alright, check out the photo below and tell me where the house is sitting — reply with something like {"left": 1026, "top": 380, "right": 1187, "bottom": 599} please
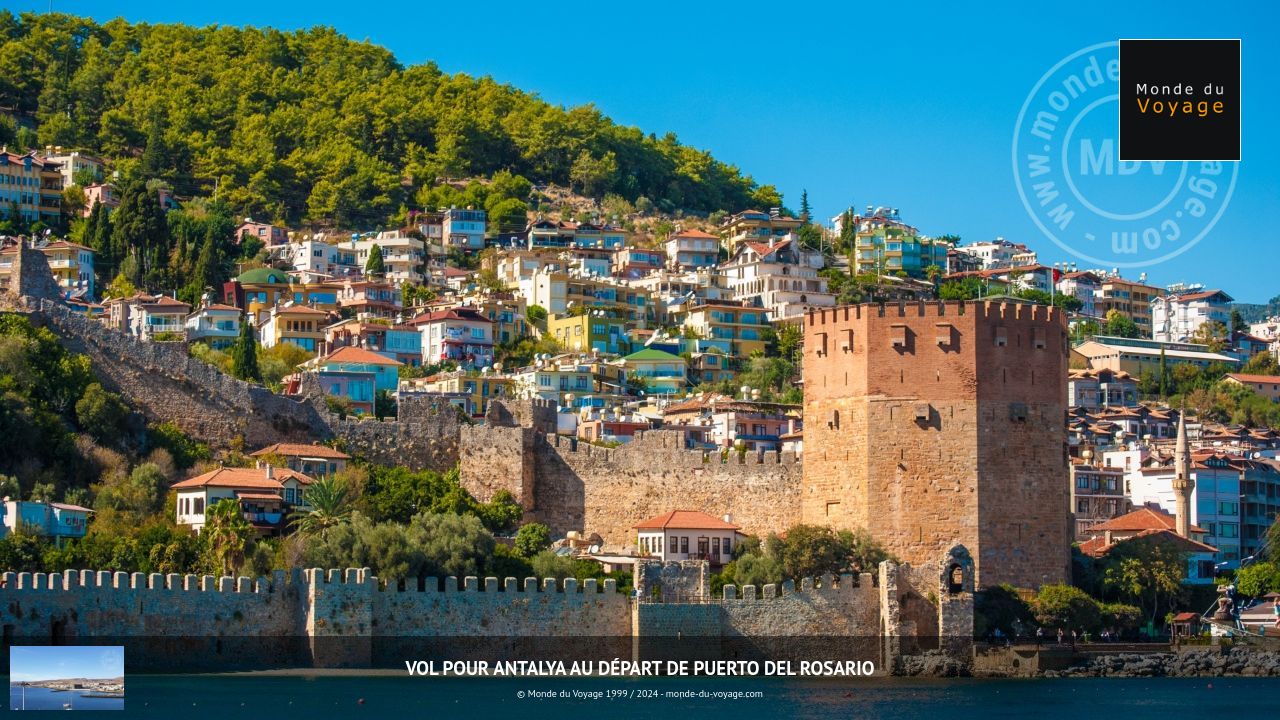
{"left": 1072, "top": 336, "right": 1239, "bottom": 375}
{"left": 1078, "top": 506, "right": 1219, "bottom": 585}
{"left": 633, "top": 510, "right": 741, "bottom": 567}
{"left": 81, "top": 183, "right": 119, "bottom": 215}
{"left": 719, "top": 237, "right": 835, "bottom": 320}
{"left": 0, "top": 499, "right": 90, "bottom": 544}
{"left": 1070, "top": 458, "right": 1131, "bottom": 540}
{"left": 1056, "top": 271, "right": 1102, "bottom": 318}
{"left": 1095, "top": 274, "right": 1161, "bottom": 338}
{"left": 621, "top": 347, "right": 687, "bottom": 395}
{"left": 547, "top": 310, "right": 630, "bottom": 355}
{"left": 851, "top": 208, "right": 951, "bottom": 278}
{"left": 38, "top": 240, "right": 95, "bottom": 299}
{"left": 1152, "top": 288, "right": 1234, "bottom": 344}
{"left": 184, "top": 302, "right": 242, "bottom": 350}
{"left": 171, "top": 466, "right": 313, "bottom": 536}
{"left": 612, "top": 248, "right": 666, "bottom": 278}
{"left": 236, "top": 220, "right": 288, "bottom": 246}
{"left": 311, "top": 345, "right": 402, "bottom": 394}
{"left": 399, "top": 370, "right": 514, "bottom": 417}
{"left": 258, "top": 304, "right": 328, "bottom": 352}
{"left": 248, "top": 442, "right": 351, "bottom": 477}
{"left": 1223, "top": 373, "right": 1280, "bottom": 403}
{"left": 661, "top": 392, "right": 801, "bottom": 451}
{"left": 408, "top": 307, "right": 495, "bottom": 369}
{"left": 343, "top": 232, "right": 425, "bottom": 285}
{"left": 42, "top": 148, "right": 105, "bottom": 188}
{"left": 674, "top": 299, "right": 769, "bottom": 359}
{"left": 104, "top": 293, "right": 191, "bottom": 341}
{"left": 664, "top": 229, "right": 720, "bottom": 270}
{"left": 1068, "top": 368, "right": 1139, "bottom": 409}
{"left": 322, "top": 319, "right": 421, "bottom": 366}
{"left": 336, "top": 278, "right": 402, "bottom": 318}
{"left": 720, "top": 209, "right": 802, "bottom": 253}
{"left": 0, "top": 149, "right": 62, "bottom": 225}
{"left": 442, "top": 207, "right": 487, "bottom": 250}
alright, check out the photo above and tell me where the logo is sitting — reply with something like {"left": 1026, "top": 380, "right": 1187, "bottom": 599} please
{"left": 1012, "top": 41, "right": 1237, "bottom": 269}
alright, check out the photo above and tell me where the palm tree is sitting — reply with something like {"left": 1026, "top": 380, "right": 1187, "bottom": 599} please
{"left": 290, "top": 474, "right": 352, "bottom": 536}
{"left": 203, "top": 498, "right": 252, "bottom": 577}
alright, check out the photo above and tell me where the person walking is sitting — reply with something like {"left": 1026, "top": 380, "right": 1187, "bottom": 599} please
{"left": 1035, "top": 627, "right": 1044, "bottom": 648}
{"left": 1070, "top": 629, "right": 1077, "bottom": 650}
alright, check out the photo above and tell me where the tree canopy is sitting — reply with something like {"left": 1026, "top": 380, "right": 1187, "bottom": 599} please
{"left": 0, "top": 11, "right": 779, "bottom": 225}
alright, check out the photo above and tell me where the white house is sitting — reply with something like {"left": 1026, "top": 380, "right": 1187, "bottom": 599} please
{"left": 633, "top": 510, "right": 741, "bottom": 567}
{"left": 171, "top": 466, "right": 313, "bottom": 536}
{"left": 1151, "top": 288, "right": 1234, "bottom": 343}
{"left": 185, "top": 302, "right": 242, "bottom": 350}
{"left": 442, "top": 208, "right": 487, "bottom": 250}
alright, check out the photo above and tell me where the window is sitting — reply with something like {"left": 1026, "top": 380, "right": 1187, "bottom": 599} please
{"left": 712, "top": 537, "right": 721, "bottom": 557}
{"left": 1077, "top": 476, "right": 1089, "bottom": 488}
{"left": 680, "top": 537, "right": 689, "bottom": 554}
{"left": 194, "top": 497, "right": 205, "bottom": 514}
{"left": 1219, "top": 523, "right": 1239, "bottom": 538}
{"left": 1076, "top": 500, "right": 1089, "bottom": 513}
{"left": 723, "top": 537, "right": 731, "bottom": 556}
{"left": 1219, "top": 501, "right": 1239, "bottom": 516}
{"left": 669, "top": 536, "right": 678, "bottom": 553}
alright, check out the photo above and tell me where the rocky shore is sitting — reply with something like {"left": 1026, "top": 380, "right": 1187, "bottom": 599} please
{"left": 1045, "top": 647, "right": 1280, "bottom": 678}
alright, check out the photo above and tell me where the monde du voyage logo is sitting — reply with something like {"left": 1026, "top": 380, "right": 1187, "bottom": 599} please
{"left": 1012, "top": 40, "right": 1240, "bottom": 269}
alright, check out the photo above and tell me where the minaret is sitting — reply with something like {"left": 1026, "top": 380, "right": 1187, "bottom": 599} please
{"left": 1172, "top": 410, "right": 1194, "bottom": 537}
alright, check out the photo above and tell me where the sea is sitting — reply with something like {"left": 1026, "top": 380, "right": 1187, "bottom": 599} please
{"left": 9, "top": 684, "right": 125, "bottom": 711}
{"left": 8, "top": 674, "right": 1280, "bottom": 718}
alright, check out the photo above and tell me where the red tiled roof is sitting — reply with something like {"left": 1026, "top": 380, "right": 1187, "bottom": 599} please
{"left": 250, "top": 443, "right": 351, "bottom": 460}
{"left": 323, "top": 346, "right": 403, "bottom": 366}
{"left": 171, "top": 467, "right": 313, "bottom": 490}
{"left": 633, "top": 510, "right": 740, "bottom": 531}
{"left": 1167, "top": 289, "right": 1231, "bottom": 303}
{"left": 672, "top": 229, "right": 719, "bottom": 239}
{"left": 1080, "top": 528, "right": 1218, "bottom": 558}
{"left": 743, "top": 238, "right": 793, "bottom": 258}
{"left": 199, "top": 303, "right": 241, "bottom": 312}
{"left": 1224, "top": 373, "right": 1280, "bottom": 385}
{"left": 406, "top": 308, "right": 493, "bottom": 325}
{"left": 1089, "top": 506, "right": 1206, "bottom": 534}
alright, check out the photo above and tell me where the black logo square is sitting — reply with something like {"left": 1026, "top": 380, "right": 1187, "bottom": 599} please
{"left": 1119, "top": 39, "right": 1240, "bottom": 161}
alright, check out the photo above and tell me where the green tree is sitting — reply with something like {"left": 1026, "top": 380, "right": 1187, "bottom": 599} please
{"left": 202, "top": 498, "right": 254, "bottom": 576}
{"left": 1104, "top": 310, "right": 1140, "bottom": 339}
{"left": 74, "top": 382, "right": 129, "bottom": 445}
{"left": 1235, "top": 561, "right": 1280, "bottom": 598}
{"left": 1158, "top": 347, "right": 1170, "bottom": 397}
{"left": 291, "top": 473, "right": 354, "bottom": 536}
{"left": 365, "top": 243, "right": 385, "bottom": 277}
{"left": 230, "top": 320, "right": 261, "bottom": 382}
{"left": 138, "top": 116, "right": 172, "bottom": 181}
{"left": 1230, "top": 308, "right": 1246, "bottom": 334}
{"left": 1033, "top": 584, "right": 1103, "bottom": 632}
{"left": 1101, "top": 539, "right": 1186, "bottom": 627}
{"left": 798, "top": 189, "right": 811, "bottom": 223}
{"left": 514, "top": 522, "right": 552, "bottom": 558}
{"left": 110, "top": 179, "right": 171, "bottom": 290}
{"left": 1191, "top": 321, "right": 1228, "bottom": 353}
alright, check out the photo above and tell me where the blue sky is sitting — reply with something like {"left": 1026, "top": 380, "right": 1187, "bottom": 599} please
{"left": 9, "top": 646, "right": 123, "bottom": 682}
{"left": 4, "top": 0, "right": 1277, "bottom": 302}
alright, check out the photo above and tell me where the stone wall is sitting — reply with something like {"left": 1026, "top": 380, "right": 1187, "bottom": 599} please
{"left": 19, "top": 299, "right": 461, "bottom": 471}
{"left": 459, "top": 416, "right": 801, "bottom": 544}
{"left": 0, "top": 559, "right": 966, "bottom": 673}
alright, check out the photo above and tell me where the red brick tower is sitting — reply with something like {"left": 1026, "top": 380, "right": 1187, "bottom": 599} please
{"left": 801, "top": 300, "right": 1071, "bottom": 589}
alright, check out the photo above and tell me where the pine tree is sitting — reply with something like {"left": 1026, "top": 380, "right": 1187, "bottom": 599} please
{"left": 799, "top": 189, "right": 811, "bottom": 224}
{"left": 110, "top": 179, "right": 171, "bottom": 290}
{"left": 83, "top": 201, "right": 101, "bottom": 252}
{"left": 231, "top": 319, "right": 261, "bottom": 382}
{"left": 93, "top": 206, "right": 114, "bottom": 278}
{"left": 139, "top": 117, "right": 171, "bottom": 180}
{"left": 365, "top": 243, "right": 385, "bottom": 277}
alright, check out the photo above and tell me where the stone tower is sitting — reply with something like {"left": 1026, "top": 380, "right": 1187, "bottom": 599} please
{"left": 801, "top": 300, "right": 1071, "bottom": 589}
{"left": 1172, "top": 411, "right": 1194, "bottom": 537}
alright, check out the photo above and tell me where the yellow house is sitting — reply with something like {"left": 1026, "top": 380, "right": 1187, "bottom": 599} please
{"left": 399, "top": 370, "right": 514, "bottom": 417}
{"left": 547, "top": 311, "right": 631, "bottom": 355}
{"left": 258, "top": 304, "right": 329, "bottom": 353}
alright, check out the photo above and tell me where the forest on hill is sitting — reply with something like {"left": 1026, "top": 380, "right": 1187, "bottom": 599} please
{"left": 0, "top": 11, "right": 782, "bottom": 227}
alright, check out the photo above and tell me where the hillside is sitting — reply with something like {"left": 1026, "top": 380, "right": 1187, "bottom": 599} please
{"left": 0, "top": 12, "right": 781, "bottom": 227}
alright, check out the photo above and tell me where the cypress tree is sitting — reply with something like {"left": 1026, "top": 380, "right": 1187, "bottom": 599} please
{"left": 231, "top": 319, "right": 261, "bottom": 382}
{"left": 365, "top": 243, "right": 385, "bottom": 277}
{"left": 799, "top": 189, "right": 811, "bottom": 224}
{"left": 1158, "top": 347, "right": 1170, "bottom": 398}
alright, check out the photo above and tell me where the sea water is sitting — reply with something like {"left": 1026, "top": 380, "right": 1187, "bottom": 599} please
{"left": 12, "top": 674, "right": 1275, "bottom": 718}
{"left": 9, "top": 684, "right": 124, "bottom": 711}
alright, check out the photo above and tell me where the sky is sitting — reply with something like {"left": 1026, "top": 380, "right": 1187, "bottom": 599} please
{"left": 3, "top": 0, "right": 1277, "bottom": 302}
{"left": 9, "top": 645, "right": 123, "bottom": 682}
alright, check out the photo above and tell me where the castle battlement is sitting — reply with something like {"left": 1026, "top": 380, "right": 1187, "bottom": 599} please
{"left": 540, "top": 430, "right": 801, "bottom": 467}
{"left": 806, "top": 299, "right": 1062, "bottom": 327}
{"left": 721, "top": 572, "right": 876, "bottom": 601}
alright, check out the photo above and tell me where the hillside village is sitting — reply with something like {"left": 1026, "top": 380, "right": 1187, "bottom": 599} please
{"left": 0, "top": 12, "right": 1279, "bottom": 643}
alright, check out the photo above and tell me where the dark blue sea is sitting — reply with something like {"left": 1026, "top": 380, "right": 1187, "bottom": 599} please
{"left": 9, "top": 684, "right": 125, "bottom": 710}
{"left": 8, "top": 674, "right": 1278, "bottom": 718}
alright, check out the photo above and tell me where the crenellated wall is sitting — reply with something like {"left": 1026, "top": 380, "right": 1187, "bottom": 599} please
{"left": 459, "top": 411, "right": 801, "bottom": 545}
{"left": 0, "top": 553, "right": 973, "bottom": 672}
